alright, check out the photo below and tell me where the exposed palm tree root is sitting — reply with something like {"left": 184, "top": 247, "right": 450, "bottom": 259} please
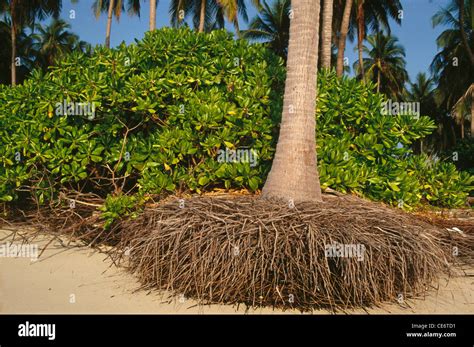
{"left": 112, "top": 194, "right": 473, "bottom": 311}
{"left": 415, "top": 214, "right": 474, "bottom": 264}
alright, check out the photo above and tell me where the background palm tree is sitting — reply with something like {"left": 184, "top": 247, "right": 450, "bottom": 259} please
{"left": 352, "top": 0, "right": 402, "bottom": 82}
{"left": 458, "top": 0, "right": 474, "bottom": 65}
{"left": 0, "top": 17, "right": 88, "bottom": 84}
{"left": 451, "top": 84, "right": 474, "bottom": 138}
{"left": 0, "top": 20, "right": 10, "bottom": 83}
{"left": 170, "top": 0, "right": 190, "bottom": 27}
{"left": 0, "top": 18, "right": 36, "bottom": 84}
{"left": 149, "top": 0, "right": 157, "bottom": 30}
{"left": 335, "top": 0, "right": 353, "bottom": 76}
{"left": 406, "top": 72, "right": 444, "bottom": 152}
{"left": 431, "top": 0, "right": 473, "bottom": 121}
{"left": 170, "top": 0, "right": 223, "bottom": 32}
{"left": 262, "top": 0, "right": 322, "bottom": 202}
{"left": 320, "top": 0, "right": 334, "bottom": 68}
{"left": 408, "top": 73, "right": 436, "bottom": 109}
{"left": 92, "top": 0, "right": 141, "bottom": 47}
{"left": 354, "top": 31, "right": 408, "bottom": 99}
{"left": 197, "top": 0, "right": 206, "bottom": 31}
{"left": 216, "top": 0, "right": 260, "bottom": 37}
{"left": 31, "top": 19, "right": 88, "bottom": 69}
{"left": 242, "top": 0, "right": 290, "bottom": 59}
{"left": 0, "top": 0, "right": 62, "bottom": 85}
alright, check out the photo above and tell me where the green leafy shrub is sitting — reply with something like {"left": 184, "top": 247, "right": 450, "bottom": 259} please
{"left": 444, "top": 137, "right": 474, "bottom": 176}
{"left": 100, "top": 193, "right": 144, "bottom": 229}
{"left": 0, "top": 27, "right": 285, "bottom": 205}
{"left": 315, "top": 70, "right": 473, "bottom": 208}
{"left": 0, "top": 28, "right": 471, "bottom": 211}
{"left": 406, "top": 155, "right": 473, "bottom": 206}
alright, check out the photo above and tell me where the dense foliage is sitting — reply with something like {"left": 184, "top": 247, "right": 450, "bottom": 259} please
{"left": 316, "top": 71, "right": 473, "bottom": 208}
{"left": 445, "top": 138, "right": 474, "bottom": 176}
{"left": 0, "top": 28, "right": 472, "bottom": 217}
{"left": 0, "top": 28, "right": 284, "bottom": 207}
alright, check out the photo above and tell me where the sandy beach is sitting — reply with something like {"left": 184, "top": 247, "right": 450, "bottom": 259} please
{"left": 0, "top": 228, "right": 472, "bottom": 314}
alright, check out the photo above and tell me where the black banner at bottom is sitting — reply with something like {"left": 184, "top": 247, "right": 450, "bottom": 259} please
{"left": 0, "top": 314, "right": 472, "bottom": 346}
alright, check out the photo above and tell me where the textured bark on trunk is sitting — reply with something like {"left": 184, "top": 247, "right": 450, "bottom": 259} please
{"left": 105, "top": 0, "right": 114, "bottom": 48}
{"left": 234, "top": 18, "right": 241, "bottom": 38}
{"left": 336, "top": 0, "right": 353, "bottom": 77}
{"left": 451, "top": 122, "right": 457, "bottom": 146}
{"left": 377, "top": 68, "right": 380, "bottom": 93}
{"left": 356, "top": 0, "right": 365, "bottom": 81}
{"left": 199, "top": 0, "right": 206, "bottom": 32}
{"left": 262, "top": 0, "right": 322, "bottom": 202}
{"left": 150, "top": 0, "right": 157, "bottom": 31}
{"left": 471, "top": 96, "right": 474, "bottom": 138}
{"left": 10, "top": 0, "right": 17, "bottom": 86}
{"left": 459, "top": 0, "right": 474, "bottom": 66}
{"left": 320, "top": 0, "right": 334, "bottom": 69}
{"left": 461, "top": 112, "right": 465, "bottom": 139}
{"left": 442, "top": 126, "right": 447, "bottom": 150}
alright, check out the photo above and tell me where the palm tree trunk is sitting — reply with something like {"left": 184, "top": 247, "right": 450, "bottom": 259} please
{"left": 356, "top": 0, "right": 365, "bottom": 81}
{"left": 377, "top": 68, "right": 380, "bottom": 93}
{"left": 459, "top": 0, "right": 474, "bottom": 66}
{"left": 199, "top": 0, "right": 206, "bottom": 32}
{"left": 234, "top": 17, "right": 241, "bottom": 38}
{"left": 471, "top": 95, "right": 474, "bottom": 138}
{"left": 10, "top": 0, "right": 17, "bottom": 86}
{"left": 336, "top": 0, "right": 353, "bottom": 77}
{"left": 262, "top": 0, "right": 322, "bottom": 202}
{"left": 451, "top": 122, "right": 457, "bottom": 146}
{"left": 442, "top": 125, "right": 447, "bottom": 150}
{"left": 320, "top": 0, "right": 334, "bottom": 69}
{"left": 150, "top": 0, "right": 157, "bottom": 31}
{"left": 105, "top": 0, "right": 114, "bottom": 48}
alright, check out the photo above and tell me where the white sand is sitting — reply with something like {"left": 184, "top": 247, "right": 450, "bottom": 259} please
{"left": 0, "top": 228, "right": 472, "bottom": 314}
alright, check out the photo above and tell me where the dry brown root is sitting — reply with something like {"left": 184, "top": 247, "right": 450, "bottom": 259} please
{"left": 112, "top": 194, "right": 472, "bottom": 311}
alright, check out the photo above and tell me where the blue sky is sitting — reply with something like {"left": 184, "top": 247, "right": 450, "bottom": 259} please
{"left": 51, "top": 0, "right": 450, "bottom": 82}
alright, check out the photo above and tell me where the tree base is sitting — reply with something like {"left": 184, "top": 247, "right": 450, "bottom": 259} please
{"left": 113, "top": 194, "right": 471, "bottom": 311}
